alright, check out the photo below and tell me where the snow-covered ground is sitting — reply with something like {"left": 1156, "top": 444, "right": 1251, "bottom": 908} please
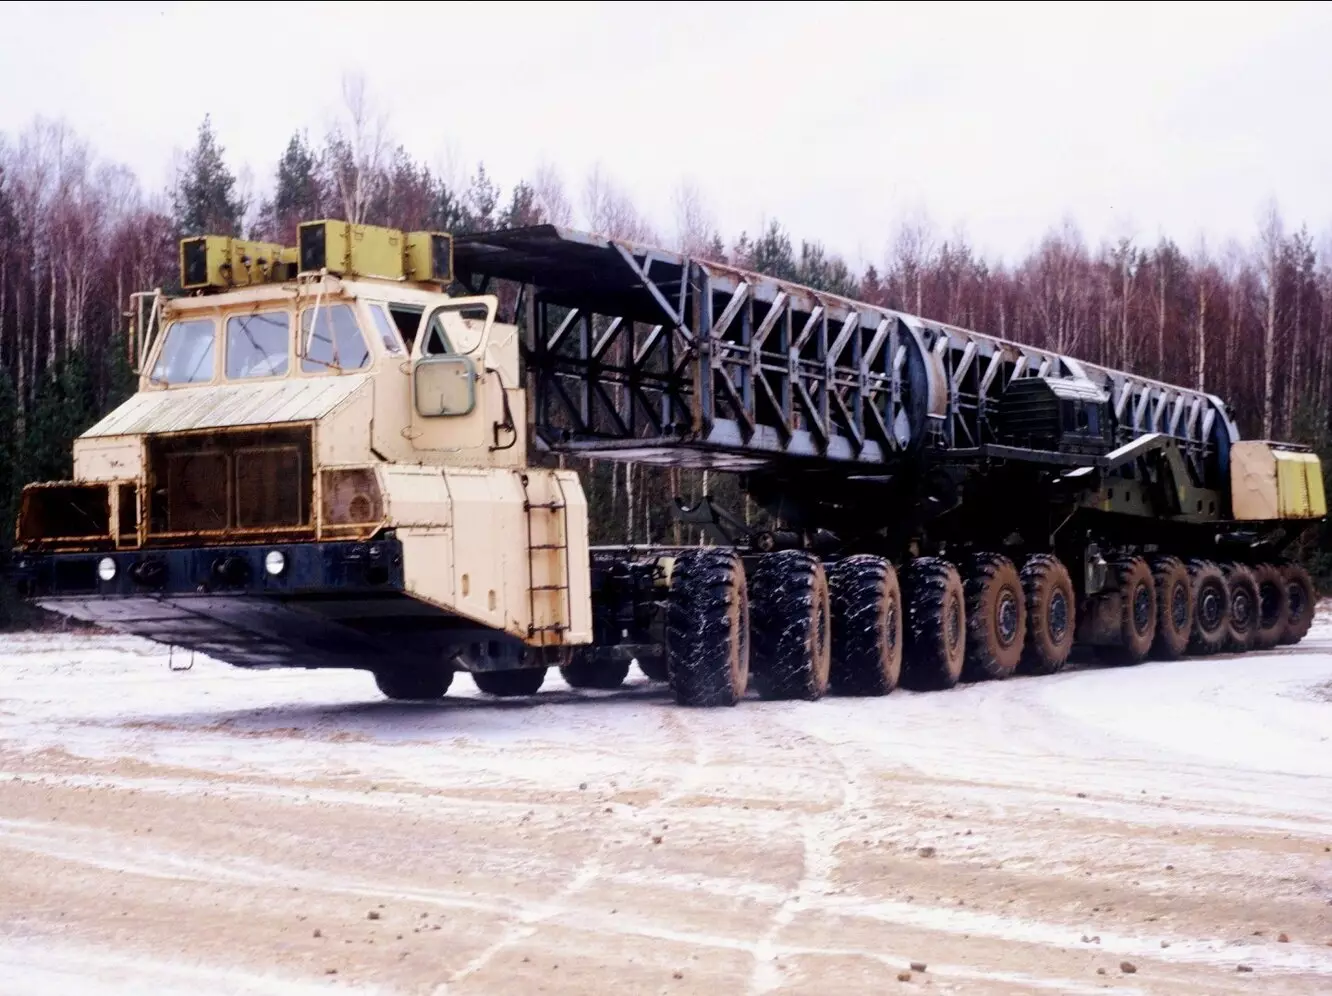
{"left": 1, "top": 607, "right": 1331, "bottom": 995}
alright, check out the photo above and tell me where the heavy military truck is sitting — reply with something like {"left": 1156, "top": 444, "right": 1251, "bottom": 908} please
{"left": 9, "top": 220, "right": 1326, "bottom": 706}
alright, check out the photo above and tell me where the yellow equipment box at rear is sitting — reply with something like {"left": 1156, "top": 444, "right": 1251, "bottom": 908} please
{"left": 1230, "top": 441, "right": 1327, "bottom": 520}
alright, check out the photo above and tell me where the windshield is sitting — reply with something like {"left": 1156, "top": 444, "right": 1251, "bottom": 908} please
{"left": 226, "top": 311, "right": 290, "bottom": 379}
{"left": 300, "top": 304, "right": 370, "bottom": 374}
{"left": 150, "top": 318, "right": 216, "bottom": 385}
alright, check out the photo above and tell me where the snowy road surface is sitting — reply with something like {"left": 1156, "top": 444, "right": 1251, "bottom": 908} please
{"left": 1, "top": 611, "right": 1331, "bottom": 995}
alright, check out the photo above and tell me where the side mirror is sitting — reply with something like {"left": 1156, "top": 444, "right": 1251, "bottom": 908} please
{"left": 414, "top": 355, "right": 477, "bottom": 417}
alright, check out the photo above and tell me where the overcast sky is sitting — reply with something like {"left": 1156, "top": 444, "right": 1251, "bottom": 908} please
{"left": 3, "top": 1, "right": 1329, "bottom": 267}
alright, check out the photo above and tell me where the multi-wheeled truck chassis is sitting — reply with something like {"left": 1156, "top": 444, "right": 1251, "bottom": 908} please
{"left": 10, "top": 221, "right": 1326, "bottom": 704}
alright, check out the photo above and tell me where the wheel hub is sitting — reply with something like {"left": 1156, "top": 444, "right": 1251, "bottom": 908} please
{"left": 1259, "top": 582, "right": 1281, "bottom": 627}
{"left": 1171, "top": 580, "right": 1189, "bottom": 629}
{"left": 1288, "top": 581, "right": 1305, "bottom": 620}
{"left": 1232, "top": 589, "right": 1252, "bottom": 629}
{"left": 1048, "top": 591, "right": 1069, "bottom": 641}
{"left": 996, "top": 589, "right": 1019, "bottom": 646}
{"left": 1200, "top": 587, "right": 1222, "bottom": 629}
{"left": 947, "top": 598, "right": 962, "bottom": 649}
{"left": 1132, "top": 583, "right": 1152, "bottom": 633}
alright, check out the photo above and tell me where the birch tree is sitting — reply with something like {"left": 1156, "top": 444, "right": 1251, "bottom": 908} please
{"left": 1258, "top": 202, "right": 1283, "bottom": 439}
{"left": 325, "top": 73, "right": 388, "bottom": 225}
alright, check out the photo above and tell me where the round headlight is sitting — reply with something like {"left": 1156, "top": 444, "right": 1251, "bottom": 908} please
{"left": 97, "top": 557, "right": 118, "bottom": 582}
{"left": 264, "top": 550, "right": 287, "bottom": 576}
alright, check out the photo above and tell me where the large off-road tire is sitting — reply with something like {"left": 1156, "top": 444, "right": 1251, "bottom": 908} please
{"left": 899, "top": 557, "right": 966, "bottom": 691}
{"left": 1098, "top": 556, "right": 1157, "bottom": 665}
{"left": 559, "top": 652, "right": 631, "bottom": 690}
{"left": 961, "top": 553, "right": 1026, "bottom": 682}
{"left": 828, "top": 555, "right": 902, "bottom": 696}
{"left": 472, "top": 667, "right": 546, "bottom": 697}
{"left": 1280, "top": 563, "right": 1317, "bottom": 645}
{"left": 1017, "top": 554, "right": 1075, "bottom": 675}
{"left": 1251, "top": 562, "right": 1289, "bottom": 651}
{"left": 1221, "top": 563, "right": 1259, "bottom": 652}
{"left": 666, "top": 548, "right": 750, "bottom": 707}
{"left": 373, "top": 665, "right": 453, "bottom": 701}
{"left": 637, "top": 654, "right": 669, "bottom": 682}
{"left": 1150, "top": 556, "right": 1193, "bottom": 660}
{"left": 750, "top": 550, "right": 832, "bottom": 701}
{"left": 1187, "top": 560, "right": 1228, "bottom": 654}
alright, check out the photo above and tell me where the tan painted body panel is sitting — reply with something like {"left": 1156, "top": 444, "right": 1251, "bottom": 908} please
{"left": 315, "top": 382, "right": 376, "bottom": 466}
{"left": 380, "top": 464, "right": 592, "bottom": 645}
{"left": 73, "top": 436, "right": 144, "bottom": 482}
{"left": 1230, "top": 441, "right": 1327, "bottom": 520}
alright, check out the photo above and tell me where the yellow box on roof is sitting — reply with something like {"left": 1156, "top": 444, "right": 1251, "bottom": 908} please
{"left": 298, "top": 220, "right": 400, "bottom": 280}
{"left": 179, "top": 236, "right": 291, "bottom": 290}
{"left": 297, "top": 220, "right": 454, "bottom": 286}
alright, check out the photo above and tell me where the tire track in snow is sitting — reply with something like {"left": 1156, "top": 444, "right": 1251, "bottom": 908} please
{"left": 748, "top": 723, "right": 868, "bottom": 994}
{"left": 438, "top": 704, "right": 713, "bottom": 991}
{"left": 0, "top": 816, "right": 518, "bottom": 919}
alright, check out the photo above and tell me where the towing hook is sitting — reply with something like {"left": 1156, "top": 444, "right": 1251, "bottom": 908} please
{"left": 211, "top": 555, "right": 250, "bottom": 587}
{"left": 130, "top": 557, "right": 168, "bottom": 589}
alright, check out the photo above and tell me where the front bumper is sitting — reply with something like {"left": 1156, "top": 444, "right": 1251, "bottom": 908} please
{"left": 12, "top": 538, "right": 405, "bottom": 601}
{"left": 7, "top": 538, "right": 424, "bottom": 670}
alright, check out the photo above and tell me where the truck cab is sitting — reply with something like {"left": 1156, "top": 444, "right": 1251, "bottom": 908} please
{"left": 12, "top": 221, "right": 591, "bottom": 696}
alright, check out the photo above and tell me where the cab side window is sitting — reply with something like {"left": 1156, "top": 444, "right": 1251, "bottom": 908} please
{"left": 421, "top": 312, "right": 453, "bottom": 356}
{"left": 391, "top": 305, "right": 424, "bottom": 354}
{"left": 366, "top": 304, "right": 404, "bottom": 355}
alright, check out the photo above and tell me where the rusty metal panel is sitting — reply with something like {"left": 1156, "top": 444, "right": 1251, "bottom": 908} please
{"left": 166, "top": 451, "right": 229, "bottom": 533}
{"left": 236, "top": 446, "right": 305, "bottom": 528}
{"left": 146, "top": 426, "right": 313, "bottom": 543}
{"left": 17, "top": 483, "right": 112, "bottom": 547}
{"left": 80, "top": 376, "right": 369, "bottom": 438}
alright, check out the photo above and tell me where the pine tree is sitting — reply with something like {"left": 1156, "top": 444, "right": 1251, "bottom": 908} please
{"left": 427, "top": 173, "right": 466, "bottom": 233}
{"left": 461, "top": 163, "right": 499, "bottom": 234}
{"left": 861, "top": 264, "right": 886, "bottom": 305}
{"left": 275, "top": 132, "right": 321, "bottom": 219}
{"left": 22, "top": 351, "right": 99, "bottom": 485}
{"left": 797, "top": 241, "right": 858, "bottom": 297}
{"left": 745, "top": 220, "right": 797, "bottom": 281}
{"left": 102, "top": 331, "right": 137, "bottom": 412}
{"left": 172, "top": 115, "right": 245, "bottom": 237}
{"left": 256, "top": 130, "right": 322, "bottom": 242}
{"left": 501, "top": 181, "right": 542, "bottom": 229}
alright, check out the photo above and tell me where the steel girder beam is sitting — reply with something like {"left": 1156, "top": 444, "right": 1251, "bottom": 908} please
{"left": 456, "top": 226, "right": 1240, "bottom": 483}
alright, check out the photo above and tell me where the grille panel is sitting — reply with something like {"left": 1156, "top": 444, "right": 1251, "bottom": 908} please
{"left": 237, "top": 447, "right": 303, "bottom": 527}
{"left": 148, "top": 427, "right": 312, "bottom": 540}
{"left": 166, "top": 452, "right": 228, "bottom": 533}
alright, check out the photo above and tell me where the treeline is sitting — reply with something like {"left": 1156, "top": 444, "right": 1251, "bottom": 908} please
{"left": 1, "top": 87, "right": 1329, "bottom": 581}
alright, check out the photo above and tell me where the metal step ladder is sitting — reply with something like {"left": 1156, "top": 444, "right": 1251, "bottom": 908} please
{"left": 521, "top": 473, "right": 572, "bottom": 645}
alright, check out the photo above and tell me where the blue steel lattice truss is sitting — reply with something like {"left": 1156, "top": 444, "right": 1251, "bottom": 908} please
{"left": 453, "top": 226, "right": 1238, "bottom": 486}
